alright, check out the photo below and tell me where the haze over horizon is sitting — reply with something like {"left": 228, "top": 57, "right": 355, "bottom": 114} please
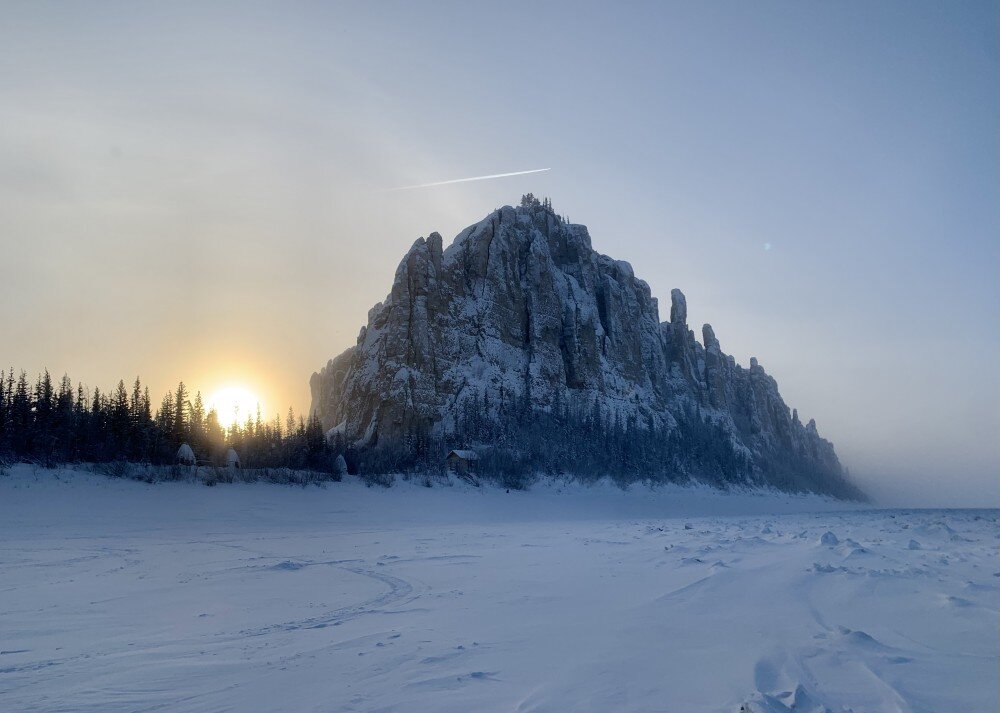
{"left": 2, "top": 1, "right": 997, "bottom": 506}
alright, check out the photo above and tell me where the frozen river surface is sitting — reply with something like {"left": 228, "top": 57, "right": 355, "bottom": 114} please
{"left": 1, "top": 466, "right": 997, "bottom": 712}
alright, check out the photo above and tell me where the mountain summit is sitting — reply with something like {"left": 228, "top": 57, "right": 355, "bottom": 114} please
{"left": 311, "top": 195, "right": 860, "bottom": 497}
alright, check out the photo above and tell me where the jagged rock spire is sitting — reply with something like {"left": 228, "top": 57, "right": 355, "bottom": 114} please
{"left": 310, "top": 199, "right": 856, "bottom": 498}
{"left": 670, "top": 289, "right": 687, "bottom": 325}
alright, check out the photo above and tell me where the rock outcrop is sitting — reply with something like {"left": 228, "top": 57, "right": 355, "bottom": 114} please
{"left": 311, "top": 197, "right": 858, "bottom": 497}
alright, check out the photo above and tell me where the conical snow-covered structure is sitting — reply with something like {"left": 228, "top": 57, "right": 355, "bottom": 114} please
{"left": 176, "top": 443, "right": 196, "bottom": 466}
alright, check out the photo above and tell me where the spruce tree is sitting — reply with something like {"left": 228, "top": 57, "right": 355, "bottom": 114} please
{"left": 189, "top": 391, "right": 206, "bottom": 453}
{"left": 172, "top": 382, "right": 189, "bottom": 446}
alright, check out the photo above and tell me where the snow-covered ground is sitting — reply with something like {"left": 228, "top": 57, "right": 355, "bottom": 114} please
{"left": 1, "top": 466, "right": 997, "bottom": 713}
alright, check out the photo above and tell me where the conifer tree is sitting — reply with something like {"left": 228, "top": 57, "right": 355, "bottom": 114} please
{"left": 189, "top": 391, "right": 206, "bottom": 453}
{"left": 172, "top": 382, "right": 189, "bottom": 445}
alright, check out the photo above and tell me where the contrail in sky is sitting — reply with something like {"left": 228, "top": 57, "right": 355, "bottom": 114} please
{"left": 391, "top": 167, "right": 551, "bottom": 191}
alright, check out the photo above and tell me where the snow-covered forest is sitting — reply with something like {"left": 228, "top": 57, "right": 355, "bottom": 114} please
{"left": 0, "top": 366, "right": 863, "bottom": 497}
{"left": 358, "top": 390, "right": 863, "bottom": 499}
{"left": 0, "top": 369, "right": 341, "bottom": 474}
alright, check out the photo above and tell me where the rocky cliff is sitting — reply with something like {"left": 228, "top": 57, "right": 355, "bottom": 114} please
{"left": 311, "top": 197, "right": 859, "bottom": 497}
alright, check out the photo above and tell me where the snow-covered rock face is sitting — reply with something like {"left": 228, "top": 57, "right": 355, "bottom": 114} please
{"left": 311, "top": 199, "right": 854, "bottom": 496}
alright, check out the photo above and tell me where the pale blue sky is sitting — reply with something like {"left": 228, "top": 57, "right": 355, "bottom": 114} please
{"left": 1, "top": 1, "right": 997, "bottom": 504}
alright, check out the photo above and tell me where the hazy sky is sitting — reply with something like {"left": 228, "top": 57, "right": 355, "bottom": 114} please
{"left": 2, "top": 1, "right": 997, "bottom": 505}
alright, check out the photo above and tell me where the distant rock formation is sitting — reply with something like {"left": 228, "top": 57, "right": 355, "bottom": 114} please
{"left": 311, "top": 196, "right": 860, "bottom": 497}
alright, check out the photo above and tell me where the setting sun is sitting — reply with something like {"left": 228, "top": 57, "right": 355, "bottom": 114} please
{"left": 206, "top": 386, "right": 263, "bottom": 429}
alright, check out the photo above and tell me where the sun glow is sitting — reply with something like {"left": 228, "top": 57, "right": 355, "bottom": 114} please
{"left": 206, "top": 386, "right": 263, "bottom": 429}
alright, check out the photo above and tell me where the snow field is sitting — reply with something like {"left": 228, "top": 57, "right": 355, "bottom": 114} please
{"left": 1, "top": 466, "right": 997, "bottom": 712}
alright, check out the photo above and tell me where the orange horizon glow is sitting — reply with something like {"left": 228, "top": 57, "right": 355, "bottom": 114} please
{"left": 206, "top": 385, "right": 264, "bottom": 429}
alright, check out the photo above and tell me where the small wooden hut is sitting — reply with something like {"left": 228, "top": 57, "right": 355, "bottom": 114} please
{"left": 445, "top": 449, "right": 478, "bottom": 476}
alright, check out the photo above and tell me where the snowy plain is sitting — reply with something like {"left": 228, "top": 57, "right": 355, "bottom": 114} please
{"left": 1, "top": 465, "right": 997, "bottom": 713}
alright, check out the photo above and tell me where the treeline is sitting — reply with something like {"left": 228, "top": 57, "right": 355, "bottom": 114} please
{"left": 357, "top": 390, "right": 756, "bottom": 491}
{"left": 0, "top": 369, "right": 343, "bottom": 475}
{"left": 0, "top": 368, "right": 860, "bottom": 498}
{"left": 358, "top": 388, "right": 861, "bottom": 499}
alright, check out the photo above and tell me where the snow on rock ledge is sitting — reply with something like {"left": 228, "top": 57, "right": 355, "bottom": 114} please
{"left": 310, "top": 198, "right": 859, "bottom": 498}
